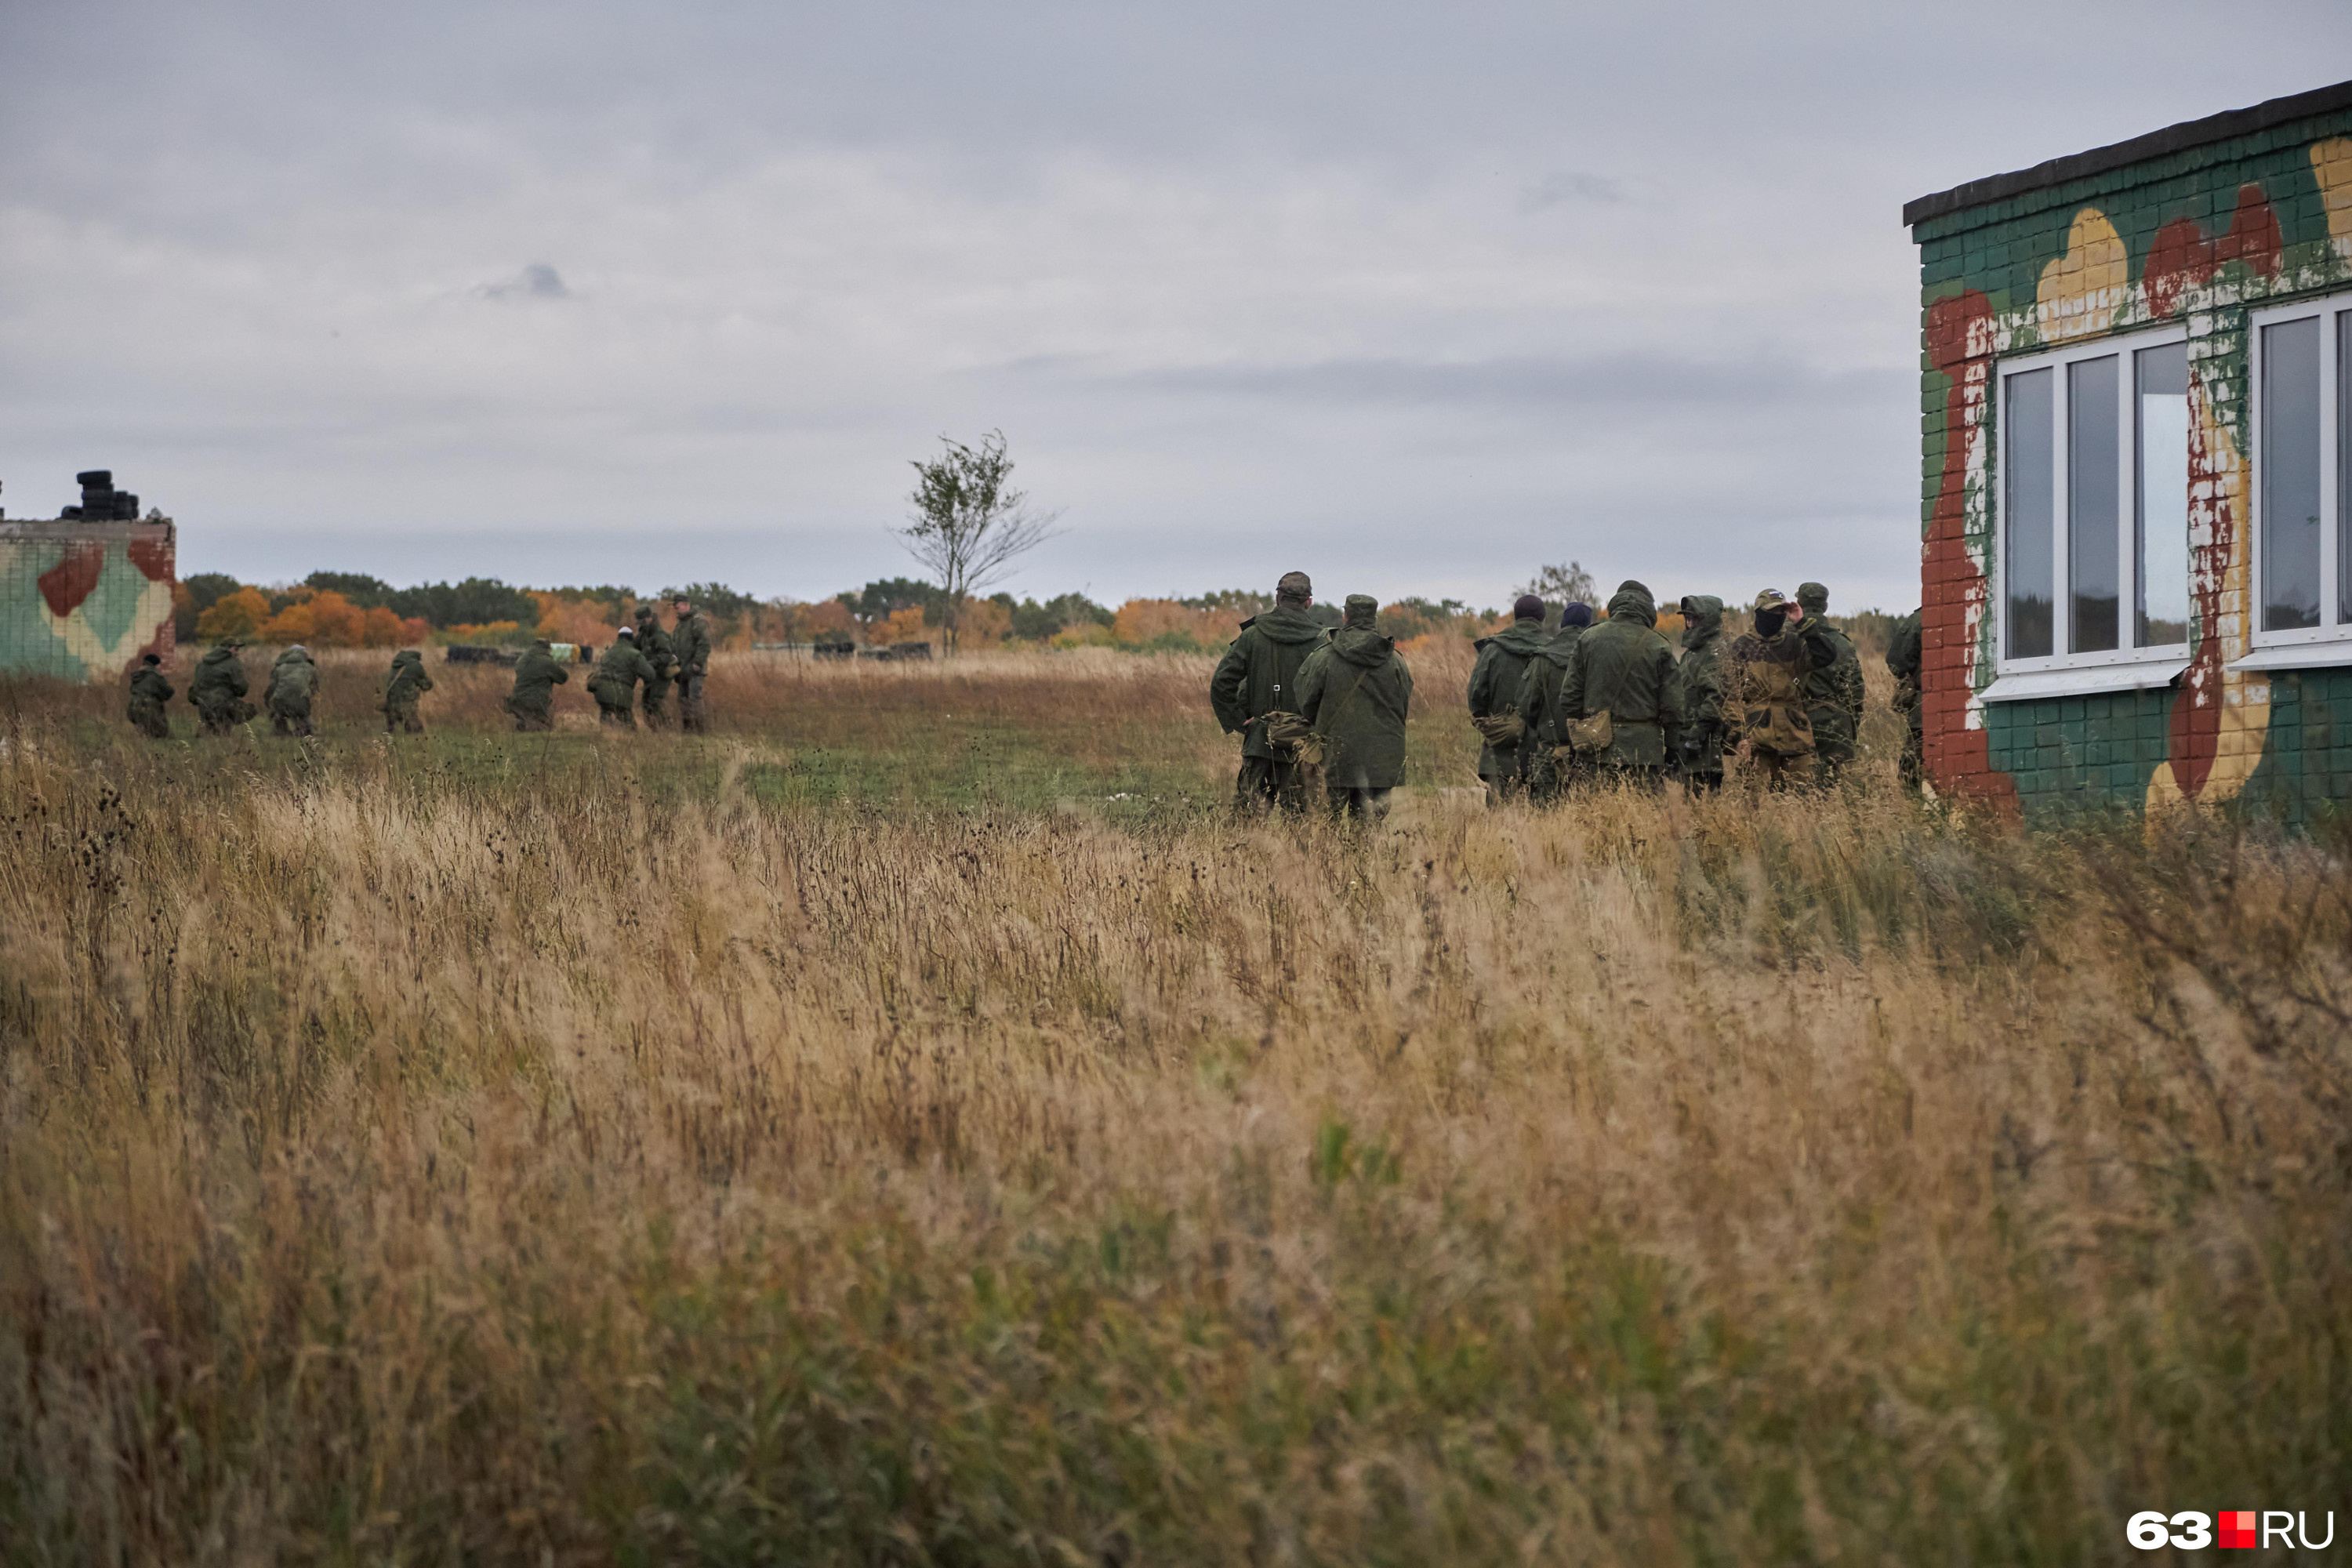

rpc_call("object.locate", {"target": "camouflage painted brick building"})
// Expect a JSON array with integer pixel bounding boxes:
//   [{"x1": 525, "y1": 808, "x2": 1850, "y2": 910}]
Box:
[
  {"x1": 0, "y1": 504, "x2": 178, "y2": 680},
  {"x1": 1907, "y1": 80, "x2": 2352, "y2": 821}
]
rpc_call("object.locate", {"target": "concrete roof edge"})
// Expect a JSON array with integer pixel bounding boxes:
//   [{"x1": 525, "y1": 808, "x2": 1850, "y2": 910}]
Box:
[{"x1": 1903, "y1": 78, "x2": 2352, "y2": 230}]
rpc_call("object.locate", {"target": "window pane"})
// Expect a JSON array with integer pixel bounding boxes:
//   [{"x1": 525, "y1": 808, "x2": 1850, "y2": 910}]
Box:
[
  {"x1": 2340, "y1": 311, "x2": 2351, "y2": 626},
  {"x1": 2136, "y1": 343, "x2": 2190, "y2": 647},
  {"x1": 2068, "y1": 355, "x2": 2120, "y2": 652},
  {"x1": 2005, "y1": 368, "x2": 2054, "y2": 659},
  {"x1": 2261, "y1": 316, "x2": 2321, "y2": 631}
]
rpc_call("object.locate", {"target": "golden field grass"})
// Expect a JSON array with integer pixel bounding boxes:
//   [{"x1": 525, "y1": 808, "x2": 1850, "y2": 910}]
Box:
[{"x1": 2, "y1": 650, "x2": 2347, "y2": 1565}]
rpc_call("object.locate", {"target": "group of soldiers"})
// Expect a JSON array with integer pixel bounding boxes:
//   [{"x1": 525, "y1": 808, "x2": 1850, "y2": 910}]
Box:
[
  {"x1": 1211, "y1": 570, "x2": 1928, "y2": 817},
  {"x1": 125, "y1": 595, "x2": 715, "y2": 739}
]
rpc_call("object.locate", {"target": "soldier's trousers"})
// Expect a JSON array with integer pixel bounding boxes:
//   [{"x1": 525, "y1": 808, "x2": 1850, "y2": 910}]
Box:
[
  {"x1": 197, "y1": 700, "x2": 255, "y2": 735},
  {"x1": 270, "y1": 710, "x2": 314, "y2": 738},
  {"x1": 1327, "y1": 786, "x2": 1393, "y2": 822},
  {"x1": 641, "y1": 675, "x2": 672, "y2": 728},
  {"x1": 1748, "y1": 749, "x2": 1815, "y2": 789},
  {"x1": 597, "y1": 701, "x2": 637, "y2": 728},
  {"x1": 129, "y1": 706, "x2": 169, "y2": 739},
  {"x1": 508, "y1": 703, "x2": 554, "y2": 733},
  {"x1": 676, "y1": 673, "x2": 707, "y2": 734},
  {"x1": 384, "y1": 706, "x2": 423, "y2": 735},
  {"x1": 1234, "y1": 755, "x2": 1303, "y2": 813},
  {"x1": 1480, "y1": 746, "x2": 1526, "y2": 806},
  {"x1": 1900, "y1": 721, "x2": 1925, "y2": 793}
]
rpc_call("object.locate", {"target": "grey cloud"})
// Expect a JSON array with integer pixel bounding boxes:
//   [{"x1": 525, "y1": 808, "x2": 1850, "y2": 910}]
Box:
[
  {"x1": 1520, "y1": 171, "x2": 1629, "y2": 210},
  {"x1": 479, "y1": 263, "x2": 570, "y2": 301}
]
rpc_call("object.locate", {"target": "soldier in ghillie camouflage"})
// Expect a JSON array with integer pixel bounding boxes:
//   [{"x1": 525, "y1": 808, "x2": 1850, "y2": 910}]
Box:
[
  {"x1": 1794, "y1": 583, "x2": 1865, "y2": 781},
  {"x1": 381, "y1": 649, "x2": 434, "y2": 735},
  {"x1": 506, "y1": 638, "x2": 569, "y2": 731},
  {"x1": 265, "y1": 645, "x2": 319, "y2": 738},
  {"x1": 125, "y1": 652, "x2": 173, "y2": 740},
  {"x1": 1467, "y1": 595, "x2": 1548, "y2": 803},
  {"x1": 1515, "y1": 601, "x2": 1592, "y2": 800},
  {"x1": 1208, "y1": 570, "x2": 1331, "y2": 814},
  {"x1": 1721, "y1": 589, "x2": 1842, "y2": 788},
  {"x1": 1665, "y1": 595, "x2": 1728, "y2": 792},
  {"x1": 1294, "y1": 593, "x2": 1412, "y2": 822},
  {"x1": 190, "y1": 640, "x2": 256, "y2": 736}
]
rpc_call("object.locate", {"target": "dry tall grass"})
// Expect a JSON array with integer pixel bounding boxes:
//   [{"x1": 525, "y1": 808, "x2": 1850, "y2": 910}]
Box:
[{"x1": 1, "y1": 659, "x2": 2347, "y2": 1565}]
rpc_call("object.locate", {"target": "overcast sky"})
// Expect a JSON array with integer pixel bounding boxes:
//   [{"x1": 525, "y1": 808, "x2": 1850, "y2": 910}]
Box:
[{"x1": 5, "y1": 2, "x2": 2348, "y2": 612}]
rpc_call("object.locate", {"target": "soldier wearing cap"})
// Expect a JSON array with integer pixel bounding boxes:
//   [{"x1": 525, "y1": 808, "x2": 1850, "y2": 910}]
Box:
[
  {"x1": 669, "y1": 595, "x2": 712, "y2": 733},
  {"x1": 1467, "y1": 594, "x2": 1548, "y2": 803},
  {"x1": 190, "y1": 637, "x2": 256, "y2": 736},
  {"x1": 1294, "y1": 593, "x2": 1412, "y2": 822},
  {"x1": 1208, "y1": 570, "x2": 1332, "y2": 813},
  {"x1": 633, "y1": 604, "x2": 678, "y2": 728},
  {"x1": 1794, "y1": 583, "x2": 1864, "y2": 782},
  {"x1": 1516, "y1": 601, "x2": 1592, "y2": 800},
  {"x1": 1721, "y1": 589, "x2": 1842, "y2": 788},
  {"x1": 506, "y1": 637, "x2": 570, "y2": 732},
  {"x1": 1664, "y1": 596, "x2": 1728, "y2": 792},
  {"x1": 588, "y1": 624, "x2": 658, "y2": 727}
]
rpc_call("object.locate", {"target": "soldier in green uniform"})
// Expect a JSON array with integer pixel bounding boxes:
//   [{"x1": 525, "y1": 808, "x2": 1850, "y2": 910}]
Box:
[
  {"x1": 1294, "y1": 593, "x2": 1413, "y2": 822},
  {"x1": 506, "y1": 637, "x2": 569, "y2": 731},
  {"x1": 668, "y1": 596, "x2": 712, "y2": 734},
  {"x1": 1887, "y1": 608, "x2": 1925, "y2": 793},
  {"x1": 1721, "y1": 589, "x2": 1842, "y2": 789},
  {"x1": 265, "y1": 644, "x2": 319, "y2": 737},
  {"x1": 1665, "y1": 595, "x2": 1728, "y2": 792},
  {"x1": 1794, "y1": 583, "x2": 1865, "y2": 782},
  {"x1": 1467, "y1": 594, "x2": 1549, "y2": 803},
  {"x1": 1207, "y1": 570, "x2": 1330, "y2": 814},
  {"x1": 1559, "y1": 580, "x2": 1680, "y2": 788},
  {"x1": 381, "y1": 648, "x2": 434, "y2": 734},
  {"x1": 1515, "y1": 601, "x2": 1591, "y2": 800},
  {"x1": 588, "y1": 626, "x2": 658, "y2": 727},
  {"x1": 633, "y1": 604, "x2": 677, "y2": 728},
  {"x1": 125, "y1": 652, "x2": 173, "y2": 739},
  {"x1": 190, "y1": 638, "x2": 256, "y2": 736}
]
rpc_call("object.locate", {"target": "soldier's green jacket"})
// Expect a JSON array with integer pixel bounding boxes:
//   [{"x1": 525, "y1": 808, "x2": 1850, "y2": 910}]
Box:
[
  {"x1": 670, "y1": 612, "x2": 713, "y2": 677},
  {"x1": 1561, "y1": 585, "x2": 1680, "y2": 768},
  {"x1": 1208, "y1": 604, "x2": 1330, "y2": 760},
  {"x1": 1666, "y1": 597, "x2": 1727, "y2": 774},
  {"x1": 634, "y1": 618, "x2": 677, "y2": 675},
  {"x1": 1803, "y1": 621, "x2": 1866, "y2": 756},
  {"x1": 1887, "y1": 612, "x2": 1923, "y2": 734},
  {"x1": 1515, "y1": 623, "x2": 1585, "y2": 746},
  {"x1": 1467, "y1": 619, "x2": 1548, "y2": 781},
  {"x1": 508, "y1": 648, "x2": 570, "y2": 715},
  {"x1": 266, "y1": 649, "x2": 318, "y2": 717},
  {"x1": 189, "y1": 646, "x2": 250, "y2": 716},
  {"x1": 590, "y1": 640, "x2": 656, "y2": 706},
  {"x1": 1296, "y1": 626, "x2": 1413, "y2": 789},
  {"x1": 383, "y1": 651, "x2": 433, "y2": 711},
  {"x1": 128, "y1": 667, "x2": 173, "y2": 713}
]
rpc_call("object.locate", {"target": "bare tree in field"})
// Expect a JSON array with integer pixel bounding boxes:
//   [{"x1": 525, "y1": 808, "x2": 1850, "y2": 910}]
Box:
[{"x1": 898, "y1": 431, "x2": 1063, "y2": 653}]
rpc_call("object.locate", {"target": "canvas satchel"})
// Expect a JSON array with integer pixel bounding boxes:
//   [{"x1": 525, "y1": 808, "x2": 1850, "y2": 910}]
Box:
[
  {"x1": 1471, "y1": 712, "x2": 1526, "y2": 747},
  {"x1": 1566, "y1": 710, "x2": 1613, "y2": 753}
]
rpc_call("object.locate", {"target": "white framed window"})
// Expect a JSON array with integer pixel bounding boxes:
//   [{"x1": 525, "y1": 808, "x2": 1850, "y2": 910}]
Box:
[
  {"x1": 2235, "y1": 290, "x2": 2352, "y2": 672},
  {"x1": 1987, "y1": 324, "x2": 2194, "y2": 700}
]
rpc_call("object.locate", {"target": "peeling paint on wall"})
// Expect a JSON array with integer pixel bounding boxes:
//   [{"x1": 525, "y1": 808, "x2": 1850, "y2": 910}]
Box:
[{"x1": 1, "y1": 519, "x2": 177, "y2": 680}]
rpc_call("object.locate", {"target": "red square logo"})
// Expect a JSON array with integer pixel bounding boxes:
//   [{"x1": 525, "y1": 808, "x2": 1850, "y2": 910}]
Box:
[{"x1": 2219, "y1": 1511, "x2": 2257, "y2": 1549}]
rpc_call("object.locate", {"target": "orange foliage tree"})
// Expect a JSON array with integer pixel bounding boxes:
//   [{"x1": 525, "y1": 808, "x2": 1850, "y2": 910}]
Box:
[
  {"x1": 194, "y1": 587, "x2": 272, "y2": 641},
  {"x1": 1111, "y1": 599, "x2": 1239, "y2": 650}
]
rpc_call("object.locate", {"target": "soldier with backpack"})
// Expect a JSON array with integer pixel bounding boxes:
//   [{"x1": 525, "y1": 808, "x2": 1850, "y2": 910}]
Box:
[{"x1": 1208, "y1": 570, "x2": 1331, "y2": 814}]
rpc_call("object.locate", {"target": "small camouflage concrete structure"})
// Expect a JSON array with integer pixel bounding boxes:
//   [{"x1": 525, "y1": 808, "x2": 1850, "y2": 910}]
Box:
[
  {"x1": 1907, "y1": 80, "x2": 2352, "y2": 822},
  {"x1": 0, "y1": 514, "x2": 177, "y2": 680}
]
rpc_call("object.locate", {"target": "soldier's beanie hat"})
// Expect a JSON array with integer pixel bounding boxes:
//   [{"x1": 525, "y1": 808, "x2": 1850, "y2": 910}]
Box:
[
  {"x1": 1276, "y1": 570, "x2": 1312, "y2": 601},
  {"x1": 633, "y1": 604, "x2": 654, "y2": 619},
  {"x1": 617, "y1": 625, "x2": 634, "y2": 637},
  {"x1": 1512, "y1": 593, "x2": 1544, "y2": 621},
  {"x1": 1753, "y1": 588, "x2": 1790, "y2": 613},
  {"x1": 1617, "y1": 579, "x2": 1646, "y2": 594},
  {"x1": 1796, "y1": 581, "x2": 1829, "y2": 612},
  {"x1": 1562, "y1": 601, "x2": 1593, "y2": 627},
  {"x1": 141, "y1": 652, "x2": 161, "y2": 665},
  {"x1": 1343, "y1": 593, "x2": 1378, "y2": 625}
]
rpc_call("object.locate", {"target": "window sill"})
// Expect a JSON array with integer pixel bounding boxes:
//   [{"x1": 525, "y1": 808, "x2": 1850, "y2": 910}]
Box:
[
  {"x1": 1977, "y1": 659, "x2": 2190, "y2": 703},
  {"x1": 2227, "y1": 641, "x2": 2352, "y2": 673}
]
